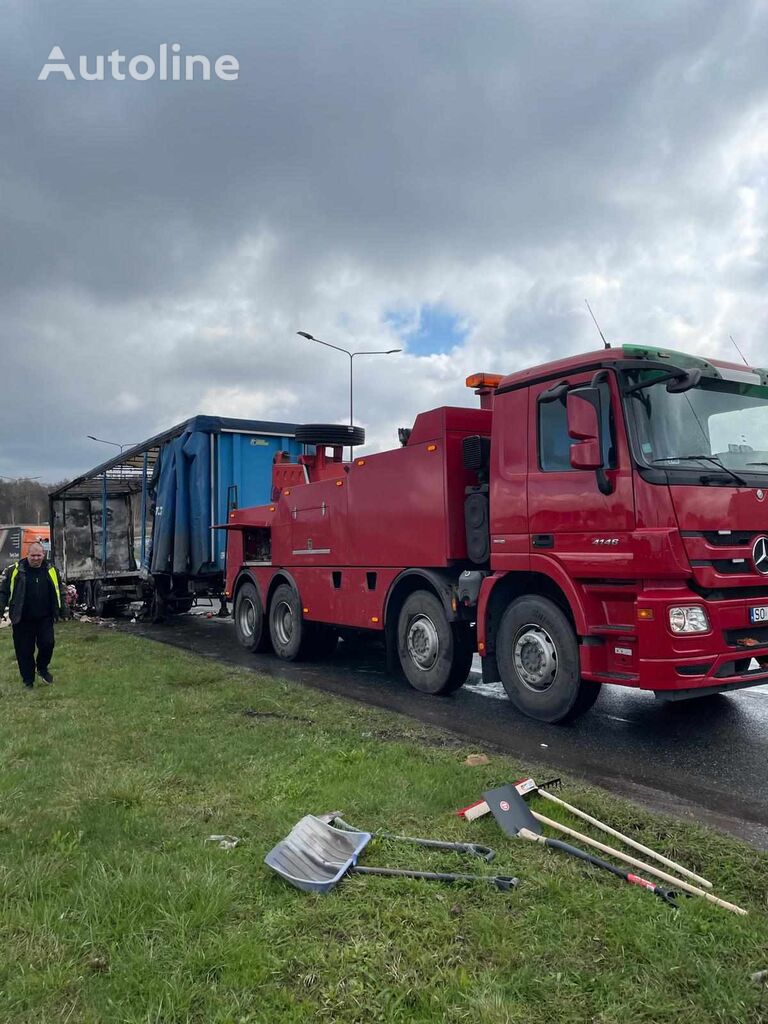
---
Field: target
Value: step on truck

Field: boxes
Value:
[224,345,768,722]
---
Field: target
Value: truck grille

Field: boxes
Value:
[681,531,768,589]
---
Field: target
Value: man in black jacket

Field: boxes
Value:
[0,542,66,688]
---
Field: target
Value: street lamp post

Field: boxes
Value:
[86,435,135,455]
[297,332,401,459]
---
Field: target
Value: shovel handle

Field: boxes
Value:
[352,866,518,891]
[330,818,496,862]
[537,788,713,889]
[532,811,748,916]
[379,836,496,862]
[542,836,677,907]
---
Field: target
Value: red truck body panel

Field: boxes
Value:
[225,344,768,702]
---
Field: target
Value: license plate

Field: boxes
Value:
[749,605,768,623]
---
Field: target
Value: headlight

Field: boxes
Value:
[668,606,710,634]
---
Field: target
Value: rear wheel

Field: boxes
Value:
[497,596,601,722]
[269,583,309,661]
[397,590,473,695]
[234,580,271,653]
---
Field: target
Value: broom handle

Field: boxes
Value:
[537,789,713,889]
[532,810,747,916]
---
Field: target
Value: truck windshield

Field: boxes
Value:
[623,370,768,478]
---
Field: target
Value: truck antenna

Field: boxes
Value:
[729,334,749,366]
[585,300,610,349]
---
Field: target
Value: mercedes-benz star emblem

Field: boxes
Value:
[753,536,768,575]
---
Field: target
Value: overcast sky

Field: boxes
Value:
[2,0,767,481]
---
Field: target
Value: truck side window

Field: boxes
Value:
[538,384,616,472]
[539,397,574,471]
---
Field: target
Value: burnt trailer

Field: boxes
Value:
[50,416,302,617]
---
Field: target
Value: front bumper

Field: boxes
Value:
[635,586,768,692]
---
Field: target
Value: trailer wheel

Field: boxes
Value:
[397,591,473,695]
[269,583,309,661]
[496,596,601,722]
[234,580,271,653]
[93,581,111,618]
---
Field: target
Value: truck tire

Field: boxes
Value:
[496,596,601,722]
[234,580,271,653]
[269,583,309,661]
[295,423,366,447]
[397,591,473,695]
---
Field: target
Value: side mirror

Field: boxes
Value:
[567,386,604,470]
[666,368,702,393]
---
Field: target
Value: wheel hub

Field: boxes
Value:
[239,598,256,638]
[406,614,440,671]
[274,601,294,646]
[513,624,558,691]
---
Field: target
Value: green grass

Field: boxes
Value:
[0,623,766,1023]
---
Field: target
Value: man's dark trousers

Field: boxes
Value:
[13,617,54,685]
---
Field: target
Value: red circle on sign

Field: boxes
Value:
[500,800,510,811]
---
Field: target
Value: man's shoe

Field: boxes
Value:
[23,681,34,689]
[38,670,54,684]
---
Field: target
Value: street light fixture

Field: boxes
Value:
[297,331,401,458]
[86,435,136,455]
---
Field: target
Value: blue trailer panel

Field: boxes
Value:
[50,415,301,615]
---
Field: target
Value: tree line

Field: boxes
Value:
[0,478,64,526]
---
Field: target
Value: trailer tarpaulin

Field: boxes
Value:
[149,427,213,577]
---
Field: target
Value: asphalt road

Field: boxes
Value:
[121,612,768,849]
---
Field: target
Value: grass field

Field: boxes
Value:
[0,622,766,1023]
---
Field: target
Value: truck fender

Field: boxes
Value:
[382,568,462,677]
[232,568,266,603]
[265,569,302,609]
[383,568,461,626]
[529,555,588,633]
[477,559,588,652]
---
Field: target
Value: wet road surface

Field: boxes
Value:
[121,612,768,849]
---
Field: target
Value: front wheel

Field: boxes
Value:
[496,596,601,722]
[397,590,473,695]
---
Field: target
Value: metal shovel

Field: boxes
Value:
[265,815,518,894]
[483,785,678,907]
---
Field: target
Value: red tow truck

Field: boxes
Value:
[224,344,768,722]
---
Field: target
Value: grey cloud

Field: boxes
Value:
[2,1,768,481]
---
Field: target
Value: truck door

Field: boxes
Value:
[527,369,635,559]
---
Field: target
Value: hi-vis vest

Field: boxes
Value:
[8,562,61,610]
